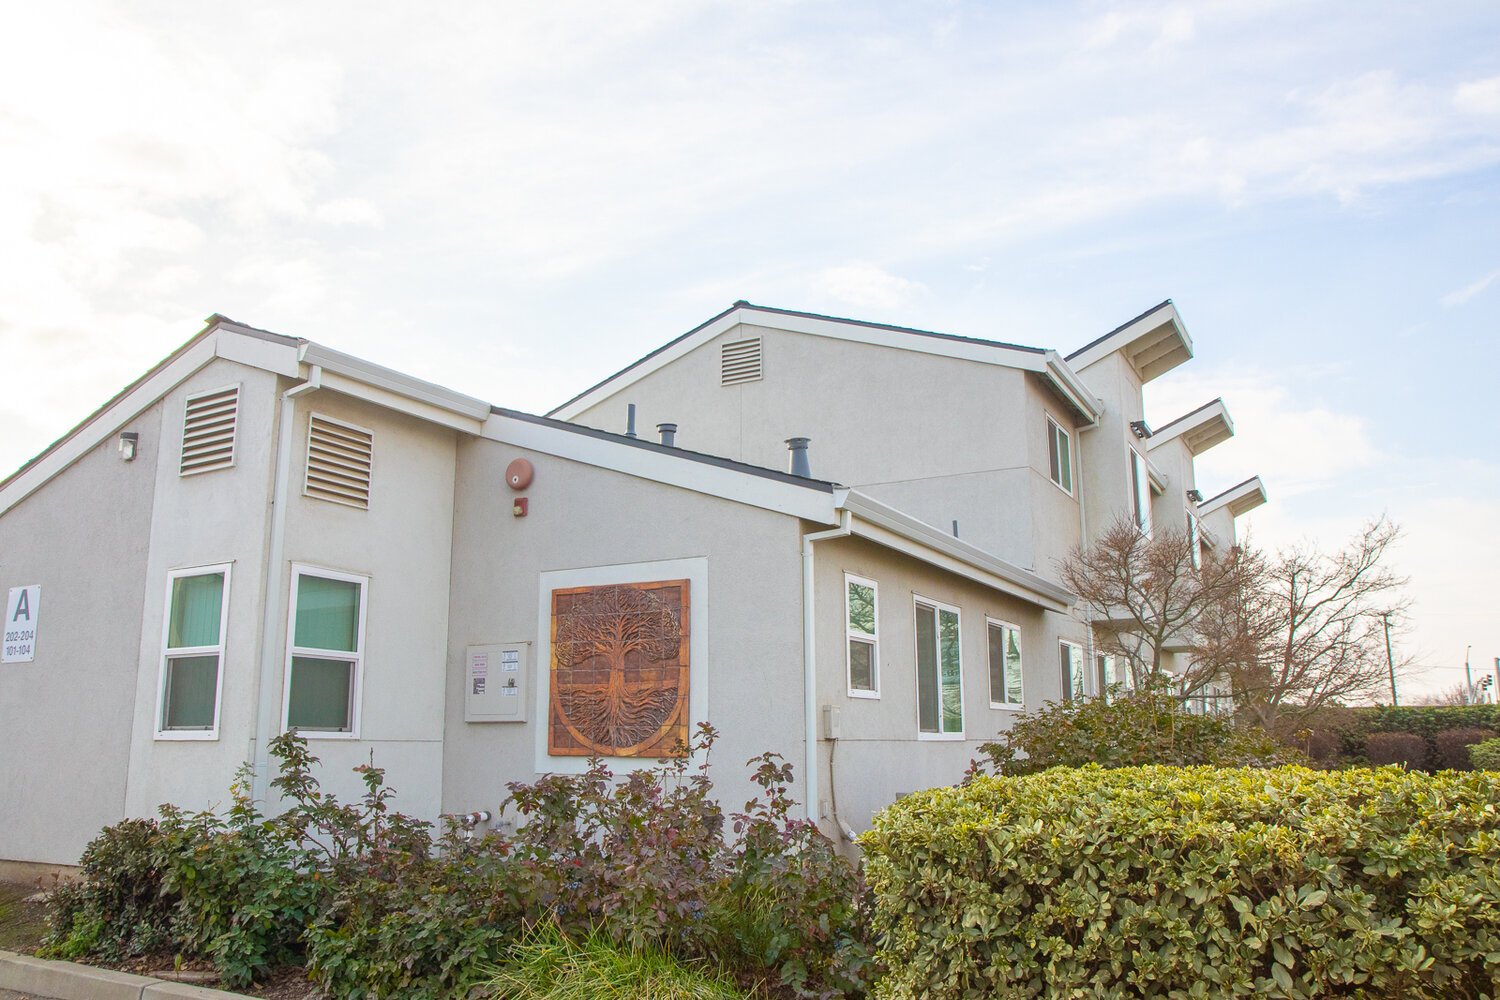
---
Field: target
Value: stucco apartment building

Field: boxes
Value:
[0,300,1263,868]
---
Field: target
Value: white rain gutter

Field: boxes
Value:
[800,507,852,823]
[250,363,322,804]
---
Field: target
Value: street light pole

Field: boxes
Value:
[1382,613,1398,706]
[1465,645,1474,704]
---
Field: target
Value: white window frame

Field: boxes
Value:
[1130,449,1153,535]
[845,573,880,699]
[914,595,964,740]
[1046,416,1074,495]
[986,618,1024,710]
[154,562,232,741]
[1060,639,1088,703]
[281,563,369,740]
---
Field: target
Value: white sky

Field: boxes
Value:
[2,0,1496,700]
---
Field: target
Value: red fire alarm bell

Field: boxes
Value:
[506,458,534,490]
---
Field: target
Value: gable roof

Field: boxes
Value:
[547,301,1103,424]
[1147,398,1235,455]
[1199,475,1268,518]
[1065,299,1193,382]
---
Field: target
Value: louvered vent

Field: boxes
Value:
[179,385,239,476]
[720,337,763,386]
[304,415,373,510]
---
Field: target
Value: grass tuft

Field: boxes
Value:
[486,924,750,1000]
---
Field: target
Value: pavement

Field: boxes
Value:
[0,951,248,1000]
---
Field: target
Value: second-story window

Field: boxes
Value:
[1130,450,1152,534]
[1047,417,1073,494]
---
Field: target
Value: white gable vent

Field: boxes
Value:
[720,337,763,386]
[304,414,373,510]
[179,385,239,476]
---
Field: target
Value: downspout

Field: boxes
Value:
[800,508,852,824]
[250,363,322,805]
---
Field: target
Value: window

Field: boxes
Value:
[1187,511,1202,570]
[987,619,1023,707]
[1097,652,1134,700]
[1060,640,1086,702]
[284,566,367,736]
[1047,417,1073,493]
[1130,449,1152,533]
[915,598,963,737]
[157,565,231,738]
[845,575,879,697]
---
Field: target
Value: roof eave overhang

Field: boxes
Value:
[1147,398,1235,456]
[1200,476,1268,519]
[840,490,1074,613]
[1067,302,1194,384]
[299,343,490,433]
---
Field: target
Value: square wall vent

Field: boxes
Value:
[179,384,239,476]
[304,414,373,510]
[720,337,763,386]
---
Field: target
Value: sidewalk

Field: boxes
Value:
[0,952,248,1000]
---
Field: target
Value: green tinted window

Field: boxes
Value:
[168,573,224,649]
[162,654,218,729]
[295,576,360,651]
[939,609,962,733]
[916,605,938,733]
[287,656,354,731]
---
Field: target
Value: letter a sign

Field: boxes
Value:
[3,586,40,663]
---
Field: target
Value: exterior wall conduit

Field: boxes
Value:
[800,504,852,824]
[250,364,322,806]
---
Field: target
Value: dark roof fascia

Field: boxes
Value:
[491,406,838,494]
[0,314,283,492]
[1202,476,1260,507]
[1153,397,1224,436]
[546,301,1047,417]
[1064,299,1174,361]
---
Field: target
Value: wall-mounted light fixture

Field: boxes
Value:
[118,431,139,462]
[1128,420,1152,439]
[1186,488,1203,503]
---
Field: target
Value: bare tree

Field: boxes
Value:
[1059,518,1250,691]
[1209,517,1409,730]
[1408,682,1478,707]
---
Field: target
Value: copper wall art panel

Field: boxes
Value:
[548,579,690,757]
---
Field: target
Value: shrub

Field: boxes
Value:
[39,818,178,963]
[486,924,751,1000]
[1472,738,1500,770]
[1433,727,1499,770]
[1365,730,1428,769]
[860,765,1500,999]
[972,690,1302,776]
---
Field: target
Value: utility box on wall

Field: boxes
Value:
[465,642,529,722]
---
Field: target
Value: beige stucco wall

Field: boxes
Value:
[264,390,459,823]
[441,435,809,833]
[0,402,162,864]
[122,361,281,819]
[571,322,1087,570]
[810,534,1080,838]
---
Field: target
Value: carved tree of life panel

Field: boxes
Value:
[548,580,690,758]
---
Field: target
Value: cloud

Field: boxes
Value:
[816,262,927,312]
[1441,268,1500,307]
[1146,367,1382,505]
[1454,75,1500,116]
[314,198,385,228]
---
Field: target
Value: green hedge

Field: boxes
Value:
[1297,705,1500,770]
[860,765,1500,999]
[1474,739,1500,770]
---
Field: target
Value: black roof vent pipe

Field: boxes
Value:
[786,437,811,477]
[657,423,678,447]
[625,403,637,439]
